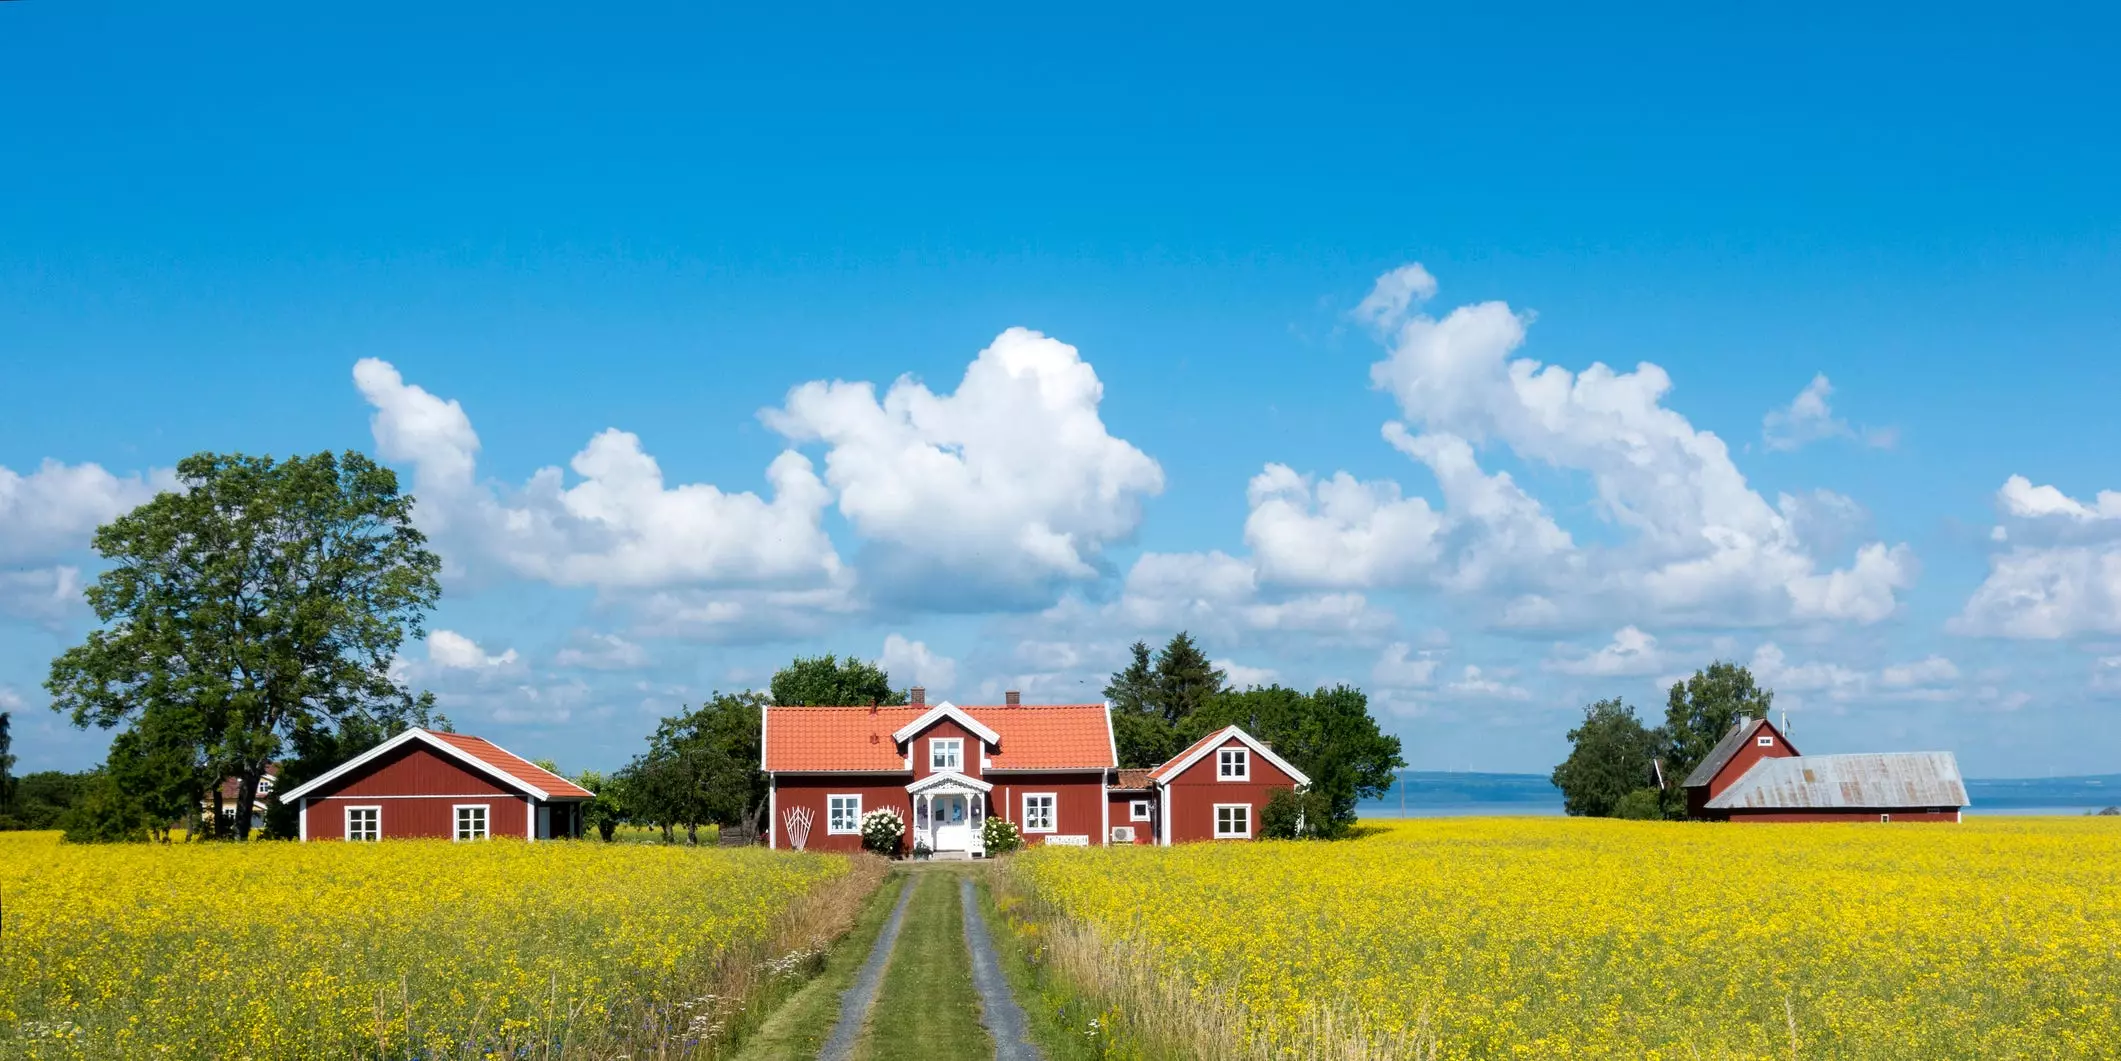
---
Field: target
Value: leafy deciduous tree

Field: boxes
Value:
[1661,661,1775,789]
[1551,698,1662,818]
[769,654,904,707]
[47,451,442,841]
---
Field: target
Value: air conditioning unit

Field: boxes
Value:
[1109,826,1136,843]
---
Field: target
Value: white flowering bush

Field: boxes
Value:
[982,815,1022,855]
[860,807,905,857]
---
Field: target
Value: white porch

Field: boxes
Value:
[908,770,991,858]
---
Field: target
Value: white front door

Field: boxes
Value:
[933,794,970,851]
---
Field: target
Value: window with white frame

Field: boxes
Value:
[345,806,380,842]
[929,737,964,772]
[454,804,488,841]
[1022,793,1056,833]
[827,795,862,834]
[1757,735,1775,747]
[1218,746,1250,780]
[1130,800,1150,821]
[1214,804,1251,838]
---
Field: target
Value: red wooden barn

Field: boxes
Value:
[762,688,1309,854]
[277,727,595,841]
[1683,717,1968,823]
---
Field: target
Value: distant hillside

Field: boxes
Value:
[1358,770,2121,815]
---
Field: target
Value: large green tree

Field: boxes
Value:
[1550,698,1662,818]
[769,654,905,706]
[47,451,442,841]
[104,703,213,841]
[1186,684,1403,837]
[624,691,771,843]
[1106,633,1228,768]
[1660,661,1775,788]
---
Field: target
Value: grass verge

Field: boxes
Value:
[974,867,1131,1061]
[854,870,992,1061]
[729,872,908,1061]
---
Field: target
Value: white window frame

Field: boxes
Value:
[1022,792,1057,834]
[929,738,964,772]
[1130,800,1150,821]
[452,803,489,842]
[344,805,381,842]
[1757,735,1775,747]
[1214,803,1252,839]
[827,794,863,835]
[1218,747,1250,781]
[1880,813,1891,823]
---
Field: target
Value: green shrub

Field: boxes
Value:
[1612,787,1665,821]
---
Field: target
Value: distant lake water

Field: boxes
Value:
[1354,771,2121,819]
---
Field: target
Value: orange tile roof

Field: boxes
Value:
[1112,768,1155,790]
[429,730,596,799]
[765,704,1114,773]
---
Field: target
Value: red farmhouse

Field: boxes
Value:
[762,688,1310,854]
[277,727,595,841]
[1682,717,1968,823]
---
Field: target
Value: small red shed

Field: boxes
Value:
[1148,725,1310,844]
[277,727,594,841]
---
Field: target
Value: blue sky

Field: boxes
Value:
[5,2,2119,777]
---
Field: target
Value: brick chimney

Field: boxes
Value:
[1005,689,1021,706]
[910,686,925,706]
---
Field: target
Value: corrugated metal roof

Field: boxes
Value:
[1682,717,1771,788]
[1705,752,1969,810]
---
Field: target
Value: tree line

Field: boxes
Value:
[1549,661,1776,819]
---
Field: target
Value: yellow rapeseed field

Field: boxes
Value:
[0,830,859,1060]
[1012,816,2121,1059]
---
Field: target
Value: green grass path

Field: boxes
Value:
[855,871,995,1061]
[731,875,909,1061]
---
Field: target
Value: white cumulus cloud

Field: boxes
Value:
[1547,625,1665,677]
[554,631,651,671]
[881,633,958,693]
[427,630,520,670]
[1955,476,2121,638]
[1214,658,1280,689]
[0,459,174,564]
[355,358,842,592]
[1762,374,1895,452]
[764,327,1162,604]
[1349,264,1914,629]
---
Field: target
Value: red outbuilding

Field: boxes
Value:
[761,689,1309,853]
[1682,717,1968,823]
[1148,725,1311,844]
[277,727,595,841]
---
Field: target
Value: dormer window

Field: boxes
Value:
[1218,747,1250,780]
[930,737,964,771]
[1757,736,1775,747]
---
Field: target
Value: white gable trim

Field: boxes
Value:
[277,728,554,803]
[906,769,995,794]
[1151,726,1311,787]
[890,701,1001,746]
